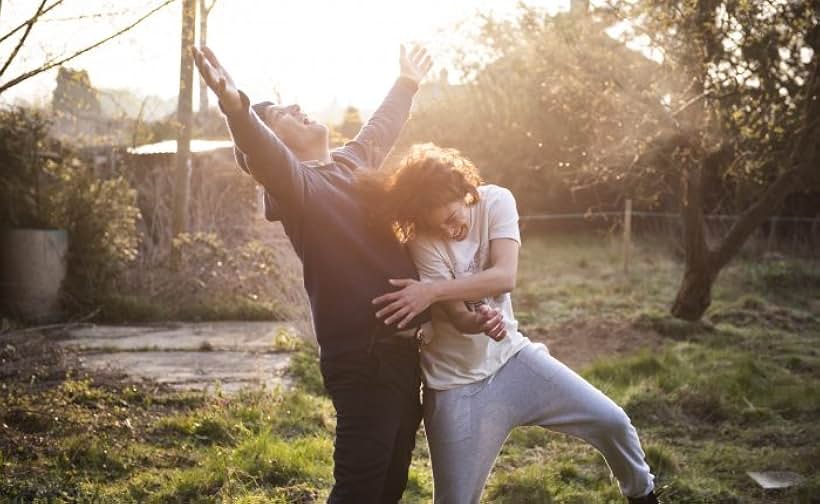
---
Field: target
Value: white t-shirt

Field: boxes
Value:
[408,184,530,390]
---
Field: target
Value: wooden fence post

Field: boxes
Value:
[623,199,632,273]
[767,216,778,253]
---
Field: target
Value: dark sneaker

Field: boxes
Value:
[628,490,659,504]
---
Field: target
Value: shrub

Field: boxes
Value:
[0,107,55,228]
[49,161,140,308]
[0,106,141,312]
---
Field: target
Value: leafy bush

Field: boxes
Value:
[0,107,55,228]
[0,106,141,312]
[50,161,140,308]
[1,106,307,323]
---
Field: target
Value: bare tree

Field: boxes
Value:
[198,0,217,117]
[0,1,176,95]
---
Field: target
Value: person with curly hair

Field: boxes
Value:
[370,144,658,504]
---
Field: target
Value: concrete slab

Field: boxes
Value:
[78,350,292,394]
[60,322,297,352]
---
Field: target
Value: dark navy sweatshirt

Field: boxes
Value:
[224,77,427,358]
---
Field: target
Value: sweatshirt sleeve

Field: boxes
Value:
[336,77,418,170]
[221,90,306,218]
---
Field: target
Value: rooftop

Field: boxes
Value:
[127,139,234,156]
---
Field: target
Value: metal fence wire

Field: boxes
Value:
[519,205,820,261]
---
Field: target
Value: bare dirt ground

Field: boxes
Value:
[524,318,664,370]
[1,329,88,392]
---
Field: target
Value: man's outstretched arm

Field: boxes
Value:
[193,46,306,216]
[339,45,433,170]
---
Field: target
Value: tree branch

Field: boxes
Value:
[713,165,802,269]
[713,29,820,269]
[0,0,48,78]
[0,0,175,95]
[0,0,64,45]
[671,90,709,117]
[675,147,709,270]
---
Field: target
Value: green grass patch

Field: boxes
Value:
[1,235,817,502]
[58,435,128,477]
[288,343,326,397]
[271,326,303,352]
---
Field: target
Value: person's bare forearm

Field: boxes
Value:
[441,301,507,340]
[429,266,515,304]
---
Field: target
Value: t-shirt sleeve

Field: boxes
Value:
[487,186,521,243]
[408,238,453,283]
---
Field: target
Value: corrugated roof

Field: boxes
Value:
[127,139,234,155]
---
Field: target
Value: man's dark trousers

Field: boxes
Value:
[320,337,422,503]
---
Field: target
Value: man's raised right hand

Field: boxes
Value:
[399,44,433,85]
[193,46,243,114]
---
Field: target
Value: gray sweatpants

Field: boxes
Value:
[423,342,654,503]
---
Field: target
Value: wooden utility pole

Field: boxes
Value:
[172,0,196,264]
[198,0,217,117]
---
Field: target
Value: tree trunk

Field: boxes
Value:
[172,0,196,265]
[671,261,717,320]
[670,149,715,320]
[198,0,209,116]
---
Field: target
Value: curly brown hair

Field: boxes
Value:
[357,143,482,242]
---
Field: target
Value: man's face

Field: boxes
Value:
[427,198,470,241]
[261,103,328,153]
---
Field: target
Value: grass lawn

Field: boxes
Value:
[1,233,818,503]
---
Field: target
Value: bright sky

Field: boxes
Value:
[0,0,570,117]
